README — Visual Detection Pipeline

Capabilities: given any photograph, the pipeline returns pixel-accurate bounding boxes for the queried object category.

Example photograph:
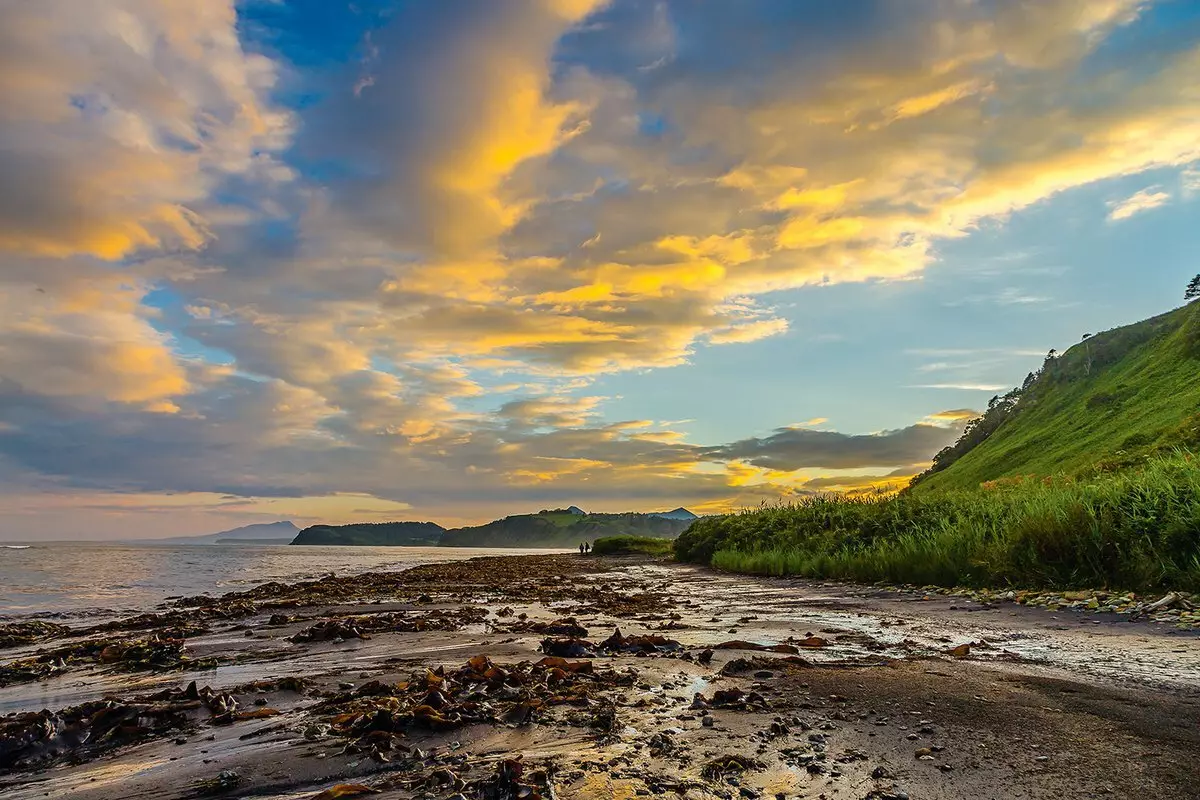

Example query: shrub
[591,535,674,557]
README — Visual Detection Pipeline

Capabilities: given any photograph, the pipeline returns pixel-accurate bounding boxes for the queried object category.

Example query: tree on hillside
[1186,274,1200,301]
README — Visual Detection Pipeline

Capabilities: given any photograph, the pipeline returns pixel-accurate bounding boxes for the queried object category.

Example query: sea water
[0,543,563,621]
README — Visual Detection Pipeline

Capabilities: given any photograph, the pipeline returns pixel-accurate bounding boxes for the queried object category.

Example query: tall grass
[592,535,675,556]
[675,452,1200,592]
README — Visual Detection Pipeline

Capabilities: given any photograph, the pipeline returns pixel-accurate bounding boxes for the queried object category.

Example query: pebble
[914,586,1199,628]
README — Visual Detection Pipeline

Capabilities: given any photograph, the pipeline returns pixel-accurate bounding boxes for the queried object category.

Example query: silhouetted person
[584,542,591,554]
[579,542,585,555]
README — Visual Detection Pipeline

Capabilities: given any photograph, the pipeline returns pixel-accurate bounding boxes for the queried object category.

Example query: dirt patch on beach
[2,554,1197,799]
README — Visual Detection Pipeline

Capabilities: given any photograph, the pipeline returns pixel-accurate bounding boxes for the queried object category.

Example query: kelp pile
[290,607,488,643]
[0,630,201,688]
[0,679,286,770]
[312,655,636,762]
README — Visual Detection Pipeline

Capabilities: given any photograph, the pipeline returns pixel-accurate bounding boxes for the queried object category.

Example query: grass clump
[592,535,675,557]
[675,452,1200,592]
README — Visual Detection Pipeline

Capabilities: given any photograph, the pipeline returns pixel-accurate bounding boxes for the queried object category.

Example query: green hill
[291,521,445,546]
[439,510,692,548]
[672,301,1200,592]
[912,302,1200,492]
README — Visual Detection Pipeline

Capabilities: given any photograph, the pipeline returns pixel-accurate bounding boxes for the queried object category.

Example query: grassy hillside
[674,452,1200,592]
[440,511,691,548]
[291,521,445,546]
[673,302,1200,592]
[913,302,1200,491]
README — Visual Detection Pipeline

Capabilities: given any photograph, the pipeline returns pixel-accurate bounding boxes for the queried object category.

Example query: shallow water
[0,542,566,619]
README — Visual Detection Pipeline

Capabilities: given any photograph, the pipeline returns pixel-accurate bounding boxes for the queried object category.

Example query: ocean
[0,542,564,621]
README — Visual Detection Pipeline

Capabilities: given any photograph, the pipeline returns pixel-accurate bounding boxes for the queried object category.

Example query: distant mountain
[147,521,299,545]
[649,507,698,521]
[439,510,692,548]
[291,521,445,546]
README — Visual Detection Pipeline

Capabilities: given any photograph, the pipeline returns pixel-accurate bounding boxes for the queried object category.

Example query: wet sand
[2,554,1198,799]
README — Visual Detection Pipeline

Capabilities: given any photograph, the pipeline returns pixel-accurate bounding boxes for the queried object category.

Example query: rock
[701,754,764,779]
[599,627,681,653]
[713,640,800,654]
[194,770,241,796]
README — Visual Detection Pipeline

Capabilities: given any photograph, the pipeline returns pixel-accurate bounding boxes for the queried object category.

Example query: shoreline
[2,553,1198,798]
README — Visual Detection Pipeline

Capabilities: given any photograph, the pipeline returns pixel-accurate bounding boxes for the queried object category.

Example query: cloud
[0,1,292,260]
[2,1,1199,534]
[700,422,966,472]
[708,318,789,345]
[911,383,1009,391]
[927,409,980,422]
[1181,166,1200,197]
[308,0,606,261]
[1108,187,1172,220]
[800,468,920,494]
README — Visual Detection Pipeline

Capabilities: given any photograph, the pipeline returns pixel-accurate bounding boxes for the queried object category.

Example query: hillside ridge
[911,302,1200,491]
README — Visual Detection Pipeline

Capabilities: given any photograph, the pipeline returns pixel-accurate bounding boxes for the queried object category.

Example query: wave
[1,545,31,549]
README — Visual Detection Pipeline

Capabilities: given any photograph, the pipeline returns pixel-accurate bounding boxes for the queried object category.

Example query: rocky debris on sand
[0,621,71,650]
[2,699,192,770]
[292,620,369,643]
[0,678,298,770]
[915,585,1200,628]
[470,757,555,800]
[691,687,770,711]
[719,656,811,676]
[313,655,634,761]
[795,635,829,648]
[193,769,241,796]
[499,616,588,637]
[540,637,596,657]
[701,753,765,780]
[712,640,801,654]
[291,608,488,644]
[599,627,682,653]
[0,612,213,654]
[540,627,683,657]
[0,630,200,688]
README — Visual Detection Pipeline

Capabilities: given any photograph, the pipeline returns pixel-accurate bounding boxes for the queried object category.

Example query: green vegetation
[440,511,690,548]
[913,302,1200,491]
[675,452,1200,592]
[291,521,444,546]
[591,535,675,557]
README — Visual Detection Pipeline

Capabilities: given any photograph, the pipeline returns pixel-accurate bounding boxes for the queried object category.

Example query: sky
[2,0,1199,540]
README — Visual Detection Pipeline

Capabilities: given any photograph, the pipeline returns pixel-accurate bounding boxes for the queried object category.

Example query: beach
[2,552,1198,799]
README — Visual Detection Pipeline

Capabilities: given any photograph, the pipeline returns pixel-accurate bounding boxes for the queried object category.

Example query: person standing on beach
[579,542,585,555]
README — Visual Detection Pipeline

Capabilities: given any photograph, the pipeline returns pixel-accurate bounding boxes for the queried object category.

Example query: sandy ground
[1,554,1197,800]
